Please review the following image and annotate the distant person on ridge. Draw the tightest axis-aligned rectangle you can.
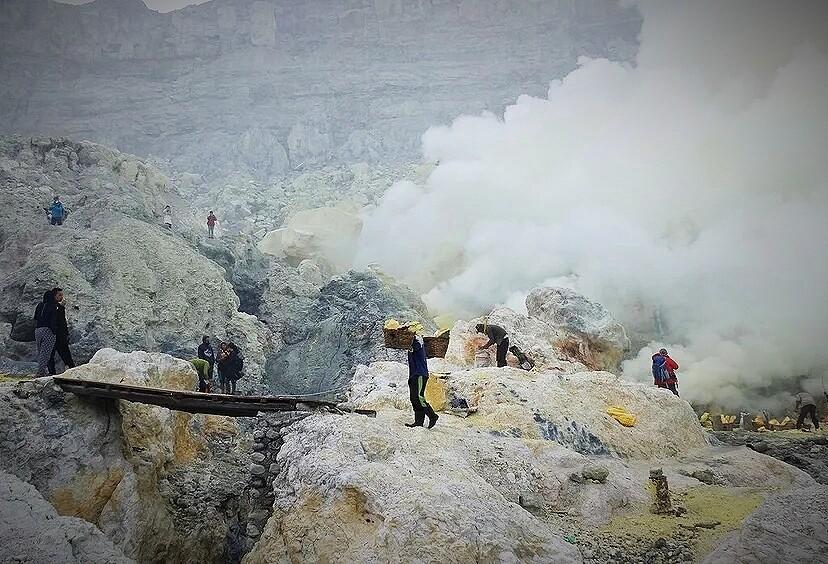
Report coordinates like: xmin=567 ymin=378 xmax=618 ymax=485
xmin=795 ymin=391 xmax=820 ymax=431
xmin=197 ymin=335 xmax=215 ymax=379
xmin=45 ymin=196 xmax=66 ymax=226
xmin=207 ymin=211 xmax=218 ymax=239
xmin=476 ymin=323 xmax=510 ymax=368
xmin=48 ymin=287 xmax=76 ymax=374
xmin=163 ymin=205 xmax=173 ymax=230
xmin=191 ymin=358 xmax=212 ymax=393
xmin=34 ymin=291 xmax=59 ymax=377
xmin=406 ymin=334 xmax=438 ymax=429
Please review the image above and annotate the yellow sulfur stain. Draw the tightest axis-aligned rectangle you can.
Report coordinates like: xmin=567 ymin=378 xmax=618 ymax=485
xmin=602 ymin=486 xmax=764 ymax=561
xmin=49 ymin=467 xmax=125 ymax=522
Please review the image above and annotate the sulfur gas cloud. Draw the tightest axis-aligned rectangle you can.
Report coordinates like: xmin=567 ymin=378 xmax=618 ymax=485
xmin=355 ymin=0 xmax=828 ymax=410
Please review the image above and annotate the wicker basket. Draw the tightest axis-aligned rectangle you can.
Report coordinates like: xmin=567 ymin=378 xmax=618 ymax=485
xmin=383 ymin=327 xmax=415 ymax=349
xmin=424 ymin=332 xmax=450 ymax=359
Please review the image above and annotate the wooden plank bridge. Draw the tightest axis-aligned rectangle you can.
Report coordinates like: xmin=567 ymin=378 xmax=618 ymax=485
xmin=54 ymin=377 xmax=374 ymax=418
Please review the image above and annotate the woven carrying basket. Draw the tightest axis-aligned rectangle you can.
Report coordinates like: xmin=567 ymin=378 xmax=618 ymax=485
xmin=423 ymin=332 xmax=450 ymax=359
xmin=383 ymin=327 xmax=415 ymax=349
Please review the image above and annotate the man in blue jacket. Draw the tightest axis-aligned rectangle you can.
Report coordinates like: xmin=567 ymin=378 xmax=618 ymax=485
xmin=47 ymin=196 xmax=66 ymax=226
xmin=406 ymin=335 xmax=438 ymax=429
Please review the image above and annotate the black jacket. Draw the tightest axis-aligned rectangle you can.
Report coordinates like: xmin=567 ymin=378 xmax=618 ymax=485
xmin=198 ymin=342 xmax=215 ymax=365
xmin=35 ymin=293 xmax=59 ymax=332
xmin=481 ymin=324 xmax=508 ymax=348
xmin=55 ymin=303 xmax=69 ymax=339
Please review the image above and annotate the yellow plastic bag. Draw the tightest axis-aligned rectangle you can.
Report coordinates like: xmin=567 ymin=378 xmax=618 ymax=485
xmin=607 ymin=406 xmax=637 ymax=427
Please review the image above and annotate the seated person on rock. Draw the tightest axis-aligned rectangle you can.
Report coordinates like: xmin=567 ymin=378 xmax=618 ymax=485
xmin=476 ymin=323 xmax=509 ymax=368
xmin=406 ymin=334 xmax=438 ymax=429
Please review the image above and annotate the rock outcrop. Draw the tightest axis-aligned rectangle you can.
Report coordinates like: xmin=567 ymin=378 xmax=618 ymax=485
xmin=446 ymin=286 xmax=631 ymax=374
xmin=244 ymin=412 xmax=584 ymax=564
xmin=527 ymin=287 xmax=631 ymax=371
xmin=244 ymin=360 xmax=816 ymax=563
xmin=0 ymin=351 xmax=253 ymax=563
xmin=262 ymin=269 xmax=434 ymax=395
xmin=348 ymin=362 xmax=709 ymax=459
xmin=0 ymin=470 xmax=133 ymax=564
xmin=703 ymin=485 xmax=828 ymax=564
xmin=2 ymin=348 xmax=824 ymax=564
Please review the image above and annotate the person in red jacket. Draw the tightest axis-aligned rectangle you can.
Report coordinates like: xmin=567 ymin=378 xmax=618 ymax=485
xmin=661 ymin=348 xmax=680 ymax=396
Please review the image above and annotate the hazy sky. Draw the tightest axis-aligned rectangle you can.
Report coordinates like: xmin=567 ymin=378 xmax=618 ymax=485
xmin=56 ymin=0 xmax=209 ymax=12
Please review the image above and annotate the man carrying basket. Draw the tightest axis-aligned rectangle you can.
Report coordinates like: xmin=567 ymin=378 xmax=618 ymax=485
xmin=406 ymin=334 xmax=439 ymax=429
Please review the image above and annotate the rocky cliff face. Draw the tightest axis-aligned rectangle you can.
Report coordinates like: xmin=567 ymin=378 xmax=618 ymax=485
xmin=0 ymin=0 xmax=639 ymax=179
xmin=0 ymin=136 xmax=277 ymax=381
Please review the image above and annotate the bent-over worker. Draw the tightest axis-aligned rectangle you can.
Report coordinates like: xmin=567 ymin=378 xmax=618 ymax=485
xmin=191 ymin=358 xmax=211 ymax=393
xmin=795 ymin=391 xmax=820 ymax=430
xmin=476 ymin=323 xmax=509 ymax=368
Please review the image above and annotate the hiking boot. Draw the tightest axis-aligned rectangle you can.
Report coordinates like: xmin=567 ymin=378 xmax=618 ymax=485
xmin=405 ymin=422 xmax=423 ymax=428
xmin=427 ymin=414 xmax=439 ymax=429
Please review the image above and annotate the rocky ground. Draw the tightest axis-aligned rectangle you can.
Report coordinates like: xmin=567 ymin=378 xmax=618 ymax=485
xmin=712 ymin=429 xmax=828 ymax=485
xmin=3 ymin=346 xmax=828 ymax=563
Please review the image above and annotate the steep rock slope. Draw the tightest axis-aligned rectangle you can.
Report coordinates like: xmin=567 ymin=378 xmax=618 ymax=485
xmin=0 ymin=0 xmax=640 ymax=178
xmin=262 ymin=268 xmax=434 ymax=395
xmin=0 ymin=137 xmax=276 ymax=379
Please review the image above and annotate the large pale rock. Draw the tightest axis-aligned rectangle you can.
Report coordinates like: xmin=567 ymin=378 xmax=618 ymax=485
xmin=703 ymin=485 xmax=828 ymax=564
xmin=0 ymin=470 xmax=132 ymax=564
xmin=445 ymin=308 xmax=588 ymax=373
xmin=258 ymin=205 xmax=362 ymax=273
xmin=244 ymin=413 xmax=584 ymax=564
xmin=348 ymin=362 xmax=709 ymax=459
xmin=246 ymin=392 xmax=812 ymax=563
xmin=526 ymin=287 xmax=630 ymax=371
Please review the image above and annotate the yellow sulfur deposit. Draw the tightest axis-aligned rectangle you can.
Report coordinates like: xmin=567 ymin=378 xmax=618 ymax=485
xmin=385 ymin=319 xmax=424 ymax=335
xmin=700 ymin=413 xmax=710 ymax=423
xmin=607 ymin=406 xmax=636 ymax=427
xmin=720 ymin=415 xmax=737 ymax=424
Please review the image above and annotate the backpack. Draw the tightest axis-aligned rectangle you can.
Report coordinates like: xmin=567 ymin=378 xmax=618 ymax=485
xmin=235 ymin=356 xmax=244 ymax=379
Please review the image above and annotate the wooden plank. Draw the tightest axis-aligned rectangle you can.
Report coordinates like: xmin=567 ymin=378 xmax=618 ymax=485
xmin=53 ymin=377 xmax=344 ymax=417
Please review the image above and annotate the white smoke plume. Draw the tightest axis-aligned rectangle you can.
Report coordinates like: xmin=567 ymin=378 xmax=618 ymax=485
xmin=355 ymin=1 xmax=828 ymax=410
